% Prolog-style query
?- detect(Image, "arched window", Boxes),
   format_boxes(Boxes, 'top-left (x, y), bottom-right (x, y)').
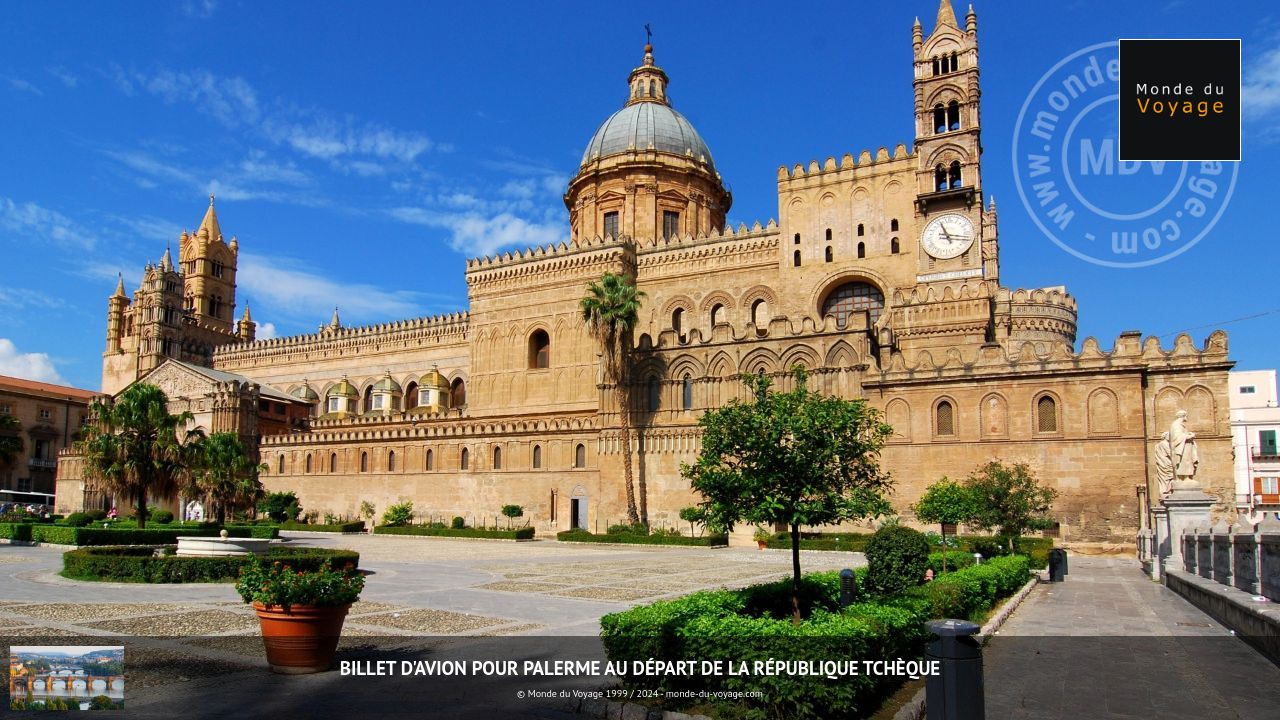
top-left (493, 446), bottom-right (502, 470)
top-left (425, 448), bottom-right (434, 471)
top-left (277, 455), bottom-right (284, 474)
top-left (932, 57), bottom-right (940, 76)
top-left (574, 443), bottom-right (586, 468)
top-left (1036, 395), bottom-right (1058, 433)
top-left (857, 223), bottom-right (865, 236)
top-left (857, 242), bottom-right (866, 259)
top-left (793, 233), bottom-right (800, 244)
top-left (821, 281), bottom-right (885, 328)
top-left (362, 386), bottom-right (373, 413)
top-left (934, 104), bottom-right (946, 134)
top-left (305, 454), bottom-right (312, 473)
top-left (532, 445), bottom-right (542, 469)
top-left (947, 101), bottom-right (961, 131)
top-left (793, 250), bottom-right (801, 267)
top-left (450, 378), bottom-right (466, 407)
top-left (460, 447), bottom-right (470, 470)
top-left (329, 453), bottom-right (337, 473)
top-left (891, 237), bottom-right (900, 254)
top-left (948, 161), bottom-right (962, 189)
top-left (891, 218), bottom-right (899, 232)
top-left (682, 374), bottom-right (693, 410)
top-left (751, 298), bottom-right (768, 326)
top-left (825, 228), bottom-right (832, 241)
top-left (649, 80), bottom-right (655, 97)
top-left (388, 451), bottom-right (396, 472)
top-left (936, 401), bottom-right (955, 436)
top-left (529, 329), bottom-right (550, 369)
top-left (360, 452), bottom-right (368, 473)
top-left (672, 308), bottom-right (684, 335)
top-left (711, 304), bottom-right (726, 325)
top-left (405, 382), bottom-right (419, 410)
top-left (647, 377), bottom-right (660, 411)
top-left (935, 165), bottom-right (948, 191)
top-left (825, 246), bottom-right (834, 262)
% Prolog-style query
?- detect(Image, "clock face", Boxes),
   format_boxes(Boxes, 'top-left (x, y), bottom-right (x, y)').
top-left (920, 213), bottom-right (975, 259)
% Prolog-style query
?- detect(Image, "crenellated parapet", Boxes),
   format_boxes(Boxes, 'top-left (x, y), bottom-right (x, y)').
top-left (995, 285), bottom-right (1079, 347)
top-left (464, 235), bottom-right (630, 294)
top-left (636, 222), bottom-right (779, 276)
top-left (212, 311), bottom-right (470, 368)
top-left (776, 144), bottom-right (914, 185)
top-left (870, 329), bottom-right (1230, 385)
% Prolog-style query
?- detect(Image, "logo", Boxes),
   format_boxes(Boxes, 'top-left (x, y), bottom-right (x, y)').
top-left (1012, 42), bottom-right (1238, 268)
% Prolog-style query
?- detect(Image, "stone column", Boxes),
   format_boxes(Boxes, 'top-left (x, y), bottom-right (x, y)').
top-left (1155, 482), bottom-right (1214, 581)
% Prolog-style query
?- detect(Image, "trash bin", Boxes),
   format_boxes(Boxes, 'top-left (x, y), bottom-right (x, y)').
top-left (925, 619), bottom-right (984, 720)
top-left (1048, 548), bottom-right (1068, 582)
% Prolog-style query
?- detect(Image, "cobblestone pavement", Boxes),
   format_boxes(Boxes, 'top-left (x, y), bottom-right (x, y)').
top-left (984, 556), bottom-right (1280, 720)
top-left (1, 534), bottom-right (862, 717)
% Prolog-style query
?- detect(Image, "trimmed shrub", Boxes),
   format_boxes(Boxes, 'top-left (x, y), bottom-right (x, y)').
top-left (382, 501), bottom-right (414, 527)
top-left (607, 522), bottom-right (650, 535)
top-left (450, 516), bottom-right (465, 529)
top-left (556, 529), bottom-right (728, 547)
top-left (0, 523), bottom-right (33, 541)
top-left (29, 524), bottom-right (278, 546)
top-left (258, 491), bottom-right (300, 523)
top-left (375, 525), bottom-right (535, 540)
top-left (926, 551), bottom-right (976, 574)
top-left (151, 510), bottom-right (175, 524)
top-left (85, 509), bottom-right (108, 521)
top-left (865, 525), bottom-right (930, 596)
top-left (280, 520), bottom-right (365, 533)
top-left (762, 531), bottom-right (872, 552)
top-left (61, 545), bottom-right (360, 583)
top-left (63, 512), bottom-right (93, 527)
top-left (911, 555), bottom-right (1030, 621)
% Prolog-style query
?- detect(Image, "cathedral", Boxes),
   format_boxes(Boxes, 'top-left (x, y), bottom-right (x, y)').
top-left (63, 1), bottom-right (1233, 546)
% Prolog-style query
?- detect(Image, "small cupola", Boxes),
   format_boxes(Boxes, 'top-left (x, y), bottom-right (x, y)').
top-left (626, 43), bottom-right (669, 106)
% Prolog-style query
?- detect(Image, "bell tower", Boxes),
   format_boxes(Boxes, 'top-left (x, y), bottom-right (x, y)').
top-left (180, 195), bottom-right (238, 333)
top-left (911, 2), bottom-right (994, 281)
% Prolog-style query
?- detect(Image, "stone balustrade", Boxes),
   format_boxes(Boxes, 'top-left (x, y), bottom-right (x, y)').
top-left (1179, 516), bottom-right (1280, 600)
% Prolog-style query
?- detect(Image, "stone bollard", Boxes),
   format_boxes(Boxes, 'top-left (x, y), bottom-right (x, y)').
top-left (1183, 530), bottom-right (1197, 573)
top-left (1231, 518), bottom-right (1258, 595)
top-left (1211, 520), bottom-right (1232, 586)
top-left (925, 619), bottom-right (984, 720)
top-left (1048, 548), bottom-right (1068, 582)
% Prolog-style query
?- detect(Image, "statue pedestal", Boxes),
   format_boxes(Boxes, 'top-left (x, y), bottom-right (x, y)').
top-left (1152, 484), bottom-right (1214, 581)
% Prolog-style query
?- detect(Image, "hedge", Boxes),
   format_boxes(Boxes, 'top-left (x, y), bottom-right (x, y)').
top-left (62, 545), bottom-right (360, 583)
top-left (6, 524), bottom-right (279, 546)
top-left (374, 525), bottom-right (535, 540)
top-left (907, 555), bottom-right (1030, 621)
top-left (556, 529), bottom-right (728, 547)
top-left (600, 558), bottom-right (1029, 720)
top-left (281, 520), bottom-right (366, 533)
top-left (764, 532), bottom-right (1054, 568)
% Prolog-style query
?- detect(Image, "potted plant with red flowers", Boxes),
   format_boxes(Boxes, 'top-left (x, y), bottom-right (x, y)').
top-left (236, 555), bottom-right (365, 674)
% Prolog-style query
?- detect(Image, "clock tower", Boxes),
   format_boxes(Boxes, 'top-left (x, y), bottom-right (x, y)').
top-left (911, 1), bottom-right (997, 284)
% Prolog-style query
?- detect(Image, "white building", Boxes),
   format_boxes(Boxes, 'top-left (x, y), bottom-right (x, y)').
top-left (1229, 370), bottom-right (1280, 519)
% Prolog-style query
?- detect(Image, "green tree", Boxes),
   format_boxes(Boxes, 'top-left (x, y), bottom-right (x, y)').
top-left (683, 368), bottom-right (894, 621)
top-left (192, 432), bottom-right (265, 526)
top-left (500, 504), bottom-right (524, 529)
top-left (678, 506), bottom-right (705, 537)
top-left (79, 383), bottom-right (202, 529)
top-left (257, 491), bottom-right (300, 523)
top-left (912, 477), bottom-right (978, 572)
top-left (581, 271), bottom-right (647, 525)
top-left (0, 414), bottom-right (23, 470)
top-left (963, 460), bottom-right (1058, 552)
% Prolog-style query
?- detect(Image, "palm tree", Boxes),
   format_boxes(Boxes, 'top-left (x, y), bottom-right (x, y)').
top-left (0, 414), bottom-right (22, 472)
top-left (192, 432), bottom-right (265, 525)
top-left (581, 272), bottom-right (647, 526)
top-left (79, 383), bottom-right (202, 529)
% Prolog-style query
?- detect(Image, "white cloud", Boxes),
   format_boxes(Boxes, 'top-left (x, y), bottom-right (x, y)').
top-left (45, 66), bottom-right (77, 88)
top-left (102, 148), bottom-right (323, 206)
top-left (8, 77), bottom-right (43, 96)
top-left (0, 338), bottom-right (66, 384)
top-left (107, 66), bottom-right (258, 127)
top-left (237, 252), bottom-right (425, 325)
top-left (255, 322), bottom-right (278, 340)
top-left (0, 197), bottom-right (94, 250)
top-left (0, 288), bottom-right (64, 311)
top-left (263, 116), bottom-right (434, 164)
top-left (110, 214), bottom-right (183, 244)
top-left (1244, 39), bottom-right (1280, 122)
top-left (388, 207), bottom-right (565, 257)
top-left (182, 0), bottom-right (218, 18)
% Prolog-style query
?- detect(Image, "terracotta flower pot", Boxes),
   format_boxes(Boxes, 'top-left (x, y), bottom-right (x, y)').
top-left (757, 540), bottom-right (768, 550)
top-left (253, 602), bottom-right (351, 674)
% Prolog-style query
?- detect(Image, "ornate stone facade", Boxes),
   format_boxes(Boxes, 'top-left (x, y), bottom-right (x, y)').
top-left (76, 1), bottom-right (1234, 545)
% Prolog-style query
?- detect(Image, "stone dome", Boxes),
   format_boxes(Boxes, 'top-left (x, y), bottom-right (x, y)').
top-left (580, 102), bottom-right (716, 174)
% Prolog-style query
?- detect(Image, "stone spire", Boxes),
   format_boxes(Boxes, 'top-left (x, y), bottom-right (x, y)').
top-left (329, 307), bottom-right (341, 329)
top-left (936, 0), bottom-right (958, 29)
top-left (913, 16), bottom-right (923, 50)
top-left (197, 193), bottom-right (222, 241)
top-left (237, 303), bottom-right (256, 341)
top-left (966, 3), bottom-right (977, 34)
top-left (160, 246), bottom-right (173, 272)
top-left (228, 234), bottom-right (238, 254)
top-left (626, 37), bottom-right (670, 107)
top-left (112, 273), bottom-right (126, 298)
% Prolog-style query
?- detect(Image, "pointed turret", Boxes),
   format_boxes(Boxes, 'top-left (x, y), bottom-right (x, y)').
top-left (160, 246), bottom-right (173, 272)
top-left (936, 0), bottom-right (958, 29)
top-left (228, 235), bottom-right (239, 254)
top-left (197, 193), bottom-right (222, 241)
top-left (112, 273), bottom-right (126, 298)
top-left (966, 4), bottom-right (977, 35)
top-left (913, 17), bottom-right (923, 51)
top-left (236, 303), bottom-right (256, 342)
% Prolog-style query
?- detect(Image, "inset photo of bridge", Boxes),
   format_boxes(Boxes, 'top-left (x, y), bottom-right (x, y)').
top-left (8, 645), bottom-right (123, 711)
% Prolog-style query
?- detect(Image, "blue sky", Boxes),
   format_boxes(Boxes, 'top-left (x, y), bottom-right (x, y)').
top-left (0, 0), bottom-right (1276, 391)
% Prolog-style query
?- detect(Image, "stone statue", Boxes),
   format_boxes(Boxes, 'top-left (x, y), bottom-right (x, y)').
top-left (1169, 410), bottom-right (1199, 484)
top-left (186, 500), bottom-right (204, 522)
top-left (1154, 431), bottom-right (1174, 498)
